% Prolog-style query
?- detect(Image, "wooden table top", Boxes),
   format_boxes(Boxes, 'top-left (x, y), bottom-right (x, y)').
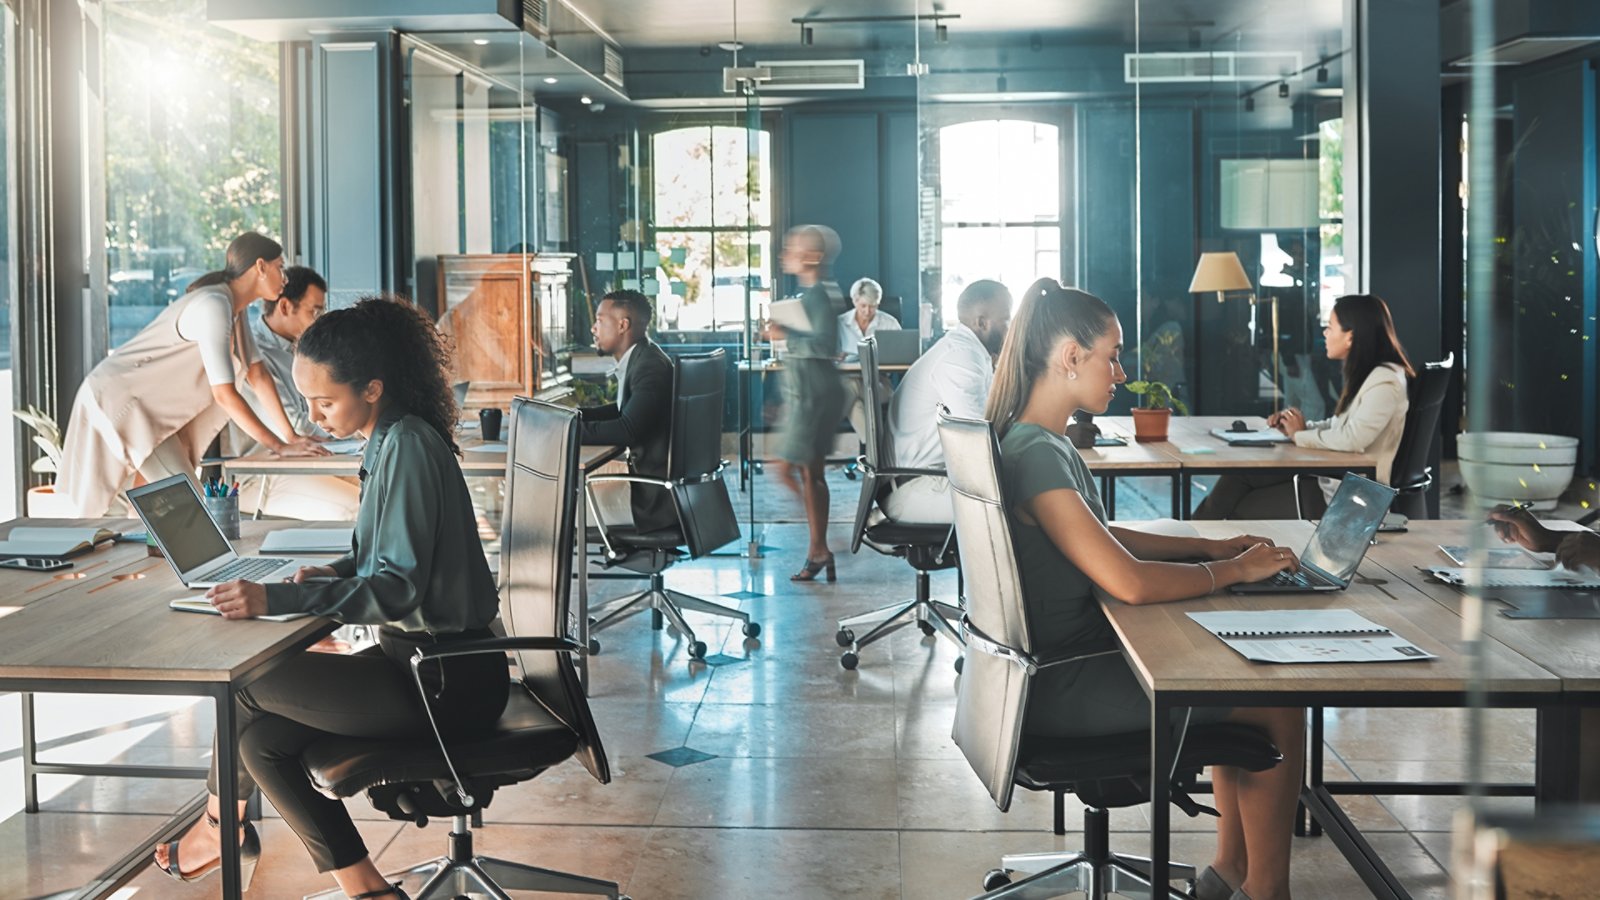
top-left (0, 519), bottom-right (335, 684)
top-left (1096, 415), bottom-right (1379, 473)
top-left (1360, 519), bottom-right (1600, 692)
top-left (1099, 520), bottom-right (1560, 698)
top-left (225, 436), bottom-right (509, 478)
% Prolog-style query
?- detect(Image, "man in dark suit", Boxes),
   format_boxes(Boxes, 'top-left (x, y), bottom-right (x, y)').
top-left (580, 289), bottom-right (676, 532)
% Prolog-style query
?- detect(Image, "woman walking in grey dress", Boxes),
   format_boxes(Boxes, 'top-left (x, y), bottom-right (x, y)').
top-left (770, 225), bottom-right (848, 581)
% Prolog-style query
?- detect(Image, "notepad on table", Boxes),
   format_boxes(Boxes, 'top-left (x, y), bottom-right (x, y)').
top-left (1209, 428), bottom-right (1291, 444)
top-left (169, 598), bottom-right (308, 622)
top-left (1424, 566), bottom-right (1600, 590)
top-left (260, 527), bottom-right (353, 555)
top-left (0, 526), bottom-right (120, 559)
top-left (1187, 609), bottom-right (1435, 664)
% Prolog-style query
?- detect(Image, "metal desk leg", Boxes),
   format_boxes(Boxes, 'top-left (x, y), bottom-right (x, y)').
top-left (1170, 474), bottom-right (1182, 519)
top-left (1535, 701), bottom-right (1581, 808)
top-left (213, 684), bottom-right (244, 899)
top-left (1102, 475), bottom-right (1117, 520)
top-left (1149, 698), bottom-right (1176, 894)
top-left (21, 691), bottom-right (38, 813)
top-left (1298, 707), bottom-right (1326, 837)
top-left (1180, 475), bottom-right (1193, 520)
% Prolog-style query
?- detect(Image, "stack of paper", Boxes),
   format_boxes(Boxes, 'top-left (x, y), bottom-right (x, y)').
top-left (1188, 609), bottom-right (1435, 664)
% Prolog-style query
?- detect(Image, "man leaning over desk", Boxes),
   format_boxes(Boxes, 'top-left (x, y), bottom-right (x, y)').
top-left (580, 289), bottom-right (676, 532)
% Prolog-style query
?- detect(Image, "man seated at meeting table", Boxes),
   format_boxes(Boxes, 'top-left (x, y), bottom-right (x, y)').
top-left (877, 279), bottom-right (1013, 525)
top-left (578, 289), bottom-right (677, 532)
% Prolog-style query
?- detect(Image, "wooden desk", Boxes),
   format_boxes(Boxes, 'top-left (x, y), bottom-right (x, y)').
top-left (0, 518), bottom-right (156, 613)
top-left (0, 518), bottom-right (336, 899)
top-left (1105, 519), bottom-right (1566, 900)
top-left (225, 437), bottom-right (508, 479)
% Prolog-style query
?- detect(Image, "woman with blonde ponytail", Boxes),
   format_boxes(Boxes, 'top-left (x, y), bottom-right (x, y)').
top-left (990, 278), bottom-right (1306, 900)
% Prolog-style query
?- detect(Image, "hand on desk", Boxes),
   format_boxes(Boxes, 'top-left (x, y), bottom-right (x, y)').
top-left (1490, 506), bottom-right (1600, 572)
top-left (205, 579), bottom-right (268, 619)
top-left (1266, 407), bottom-right (1307, 437)
top-left (1205, 534), bottom-right (1278, 560)
top-left (275, 436), bottom-right (331, 458)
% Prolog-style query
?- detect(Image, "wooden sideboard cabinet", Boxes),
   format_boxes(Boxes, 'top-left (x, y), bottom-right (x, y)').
top-left (436, 252), bottom-right (576, 408)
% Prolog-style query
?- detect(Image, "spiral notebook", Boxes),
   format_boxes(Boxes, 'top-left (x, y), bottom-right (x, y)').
top-left (1187, 609), bottom-right (1435, 664)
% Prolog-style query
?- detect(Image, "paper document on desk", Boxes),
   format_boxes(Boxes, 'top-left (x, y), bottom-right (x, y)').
top-left (169, 598), bottom-right (308, 622)
top-left (768, 298), bottom-right (813, 333)
top-left (1226, 634), bottom-right (1435, 664)
top-left (1209, 428), bottom-right (1291, 444)
top-left (1424, 566), bottom-right (1600, 590)
top-left (260, 527), bottom-right (353, 555)
top-left (1188, 609), bottom-right (1435, 663)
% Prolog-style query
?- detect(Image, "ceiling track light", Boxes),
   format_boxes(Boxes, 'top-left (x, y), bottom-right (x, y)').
top-left (935, 23), bottom-right (948, 43)
top-left (1244, 96), bottom-right (1255, 112)
top-left (801, 25), bottom-right (813, 46)
top-left (1316, 65), bottom-right (1329, 83)
top-left (1278, 81), bottom-right (1289, 98)
top-left (996, 74), bottom-right (1008, 93)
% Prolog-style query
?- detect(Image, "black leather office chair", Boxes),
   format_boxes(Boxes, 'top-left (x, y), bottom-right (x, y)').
top-left (301, 399), bottom-right (624, 900)
top-left (587, 349), bottom-right (758, 661)
top-left (1389, 353), bottom-right (1456, 519)
top-left (835, 336), bottom-right (963, 671)
top-left (936, 412), bottom-right (1282, 898)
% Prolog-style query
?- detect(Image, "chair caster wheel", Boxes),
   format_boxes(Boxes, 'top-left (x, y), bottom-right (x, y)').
top-left (844, 469), bottom-right (858, 481)
top-left (688, 640), bottom-right (707, 659)
top-left (954, 655), bottom-right (964, 674)
top-left (917, 620), bottom-right (936, 637)
top-left (588, 638), bottom-right (601, 655)
top-left (743, 621), bottom-right (761, 638)
top-left (835, 628), bottom-right (855, 648)
top-left (840, 651), bottom-right (859, 670)
top-left (982, 868), bottom-right (1011, 891)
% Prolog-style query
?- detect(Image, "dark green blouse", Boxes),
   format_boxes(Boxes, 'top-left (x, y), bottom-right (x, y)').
top-left (264, 407), bottom-right (499, 633)
top-left (998, 422), bottom-right (1117, 659)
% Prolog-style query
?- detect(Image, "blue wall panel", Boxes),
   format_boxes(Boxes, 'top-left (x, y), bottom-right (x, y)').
top-left (786, 112), bottom-right (882, 301)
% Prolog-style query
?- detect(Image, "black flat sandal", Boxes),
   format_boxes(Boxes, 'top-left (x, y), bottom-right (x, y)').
top-left (350, 884), bottom-right (411, 900)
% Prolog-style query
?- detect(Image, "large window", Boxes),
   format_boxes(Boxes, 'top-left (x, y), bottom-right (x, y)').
top-left (937, 119), bottom-right (1061, 326)
top-left (0, 6), bottom-right (14, 520)
top-left (103, 0), bottom-right (281, 348)
top-left (650, 125), bottom-right (772, 331)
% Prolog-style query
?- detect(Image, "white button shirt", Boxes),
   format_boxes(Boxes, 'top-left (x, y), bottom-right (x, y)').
top-left (886, 323), bottom-right (994, 469)
top-left (609, 343), bottom-right (639, 406)
top-left (838, 309), bottom-right (901, 361)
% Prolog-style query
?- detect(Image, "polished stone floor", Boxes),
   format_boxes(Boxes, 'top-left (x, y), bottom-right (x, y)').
top-left (0, 519), bottom-right (1541, 900)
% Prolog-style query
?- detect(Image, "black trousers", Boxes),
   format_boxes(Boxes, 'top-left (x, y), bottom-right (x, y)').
top-left (207, 628), bottom-right (508, 872)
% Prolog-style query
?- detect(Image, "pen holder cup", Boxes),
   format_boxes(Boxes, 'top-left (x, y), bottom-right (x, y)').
top-left (203, 494), bottom-right (242, 540)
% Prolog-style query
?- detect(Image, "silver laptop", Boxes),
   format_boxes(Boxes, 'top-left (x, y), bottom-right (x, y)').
top-left (126, 475), bottom-right (316, 589)
top-left (1230, 473), bottom-right (1398, 593)
top-left (874, 330), bottom-right (922, 366)
top-left (453, 381), bottom-right (470, 408)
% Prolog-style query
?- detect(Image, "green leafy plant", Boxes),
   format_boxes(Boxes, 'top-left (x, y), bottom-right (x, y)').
top-left (12, 405), bottom-right (63, 475)
top-left (1124, 380), bottom-right (1189, 415)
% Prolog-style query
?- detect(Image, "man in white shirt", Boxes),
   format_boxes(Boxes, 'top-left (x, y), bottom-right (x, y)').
top-left (881, 280), bottom-right (1013, 524)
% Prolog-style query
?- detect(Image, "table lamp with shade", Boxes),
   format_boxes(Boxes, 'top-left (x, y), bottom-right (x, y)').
top-left (1189, 251), bottom-right (1280, 414)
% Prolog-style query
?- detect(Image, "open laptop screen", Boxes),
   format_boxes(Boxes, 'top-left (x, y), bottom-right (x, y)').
top-left (1300, 474), bottom-right (1396, 584)
top-left (130, 477), bottom-right (231, 574)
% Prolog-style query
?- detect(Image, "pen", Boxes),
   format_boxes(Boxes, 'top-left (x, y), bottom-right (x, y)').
top-left (229, 481), bottom-right (239, 498)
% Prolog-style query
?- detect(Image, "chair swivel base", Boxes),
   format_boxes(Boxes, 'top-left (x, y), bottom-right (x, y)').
top-left (304, 816), bottom-right (629, 900)
top-left (973, 808), bottom-right (1196, 900)
top-left (589, 572), bottom-right (760, 660)
top-left (834, 571), bottom-right (963, 671)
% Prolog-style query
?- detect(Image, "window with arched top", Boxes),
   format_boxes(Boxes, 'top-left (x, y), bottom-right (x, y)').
top-left (937, 119), bottom-right (1061, 326)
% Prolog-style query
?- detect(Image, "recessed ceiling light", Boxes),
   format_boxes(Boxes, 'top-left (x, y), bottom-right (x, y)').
top-left (472, 38), bottom-right (489, 46)
top-left (543, 77), bottom-right (558, 84)
top-left (717, 41), bottom-right (744, 52)
top-left (580, 95), bottom-right (593, 105)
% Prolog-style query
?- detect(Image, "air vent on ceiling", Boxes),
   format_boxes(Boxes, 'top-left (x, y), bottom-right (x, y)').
top-left (753, 59), bottom-right (865, 91)
top-left (603, 44), bottom-right (624, 87)
top-left (1125, 51), bottom-right (1303, 83)
top-left (1451, 35), bottom-right (1600, 66)
top-left (521, 0), bottom-right (549, 36)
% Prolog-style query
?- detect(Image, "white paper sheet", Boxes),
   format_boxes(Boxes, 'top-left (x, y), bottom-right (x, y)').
top-left (1227, 634), bottom-right (1435, 664)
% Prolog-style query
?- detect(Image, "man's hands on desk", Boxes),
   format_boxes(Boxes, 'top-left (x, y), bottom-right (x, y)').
top-left (1487, 504), bottom-right (1600, 572)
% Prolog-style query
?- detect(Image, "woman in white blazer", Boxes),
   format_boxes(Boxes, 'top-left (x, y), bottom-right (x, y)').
top-left (1196, 294), bottom-right (1415, 519)
top-left (57, 233), bottom-right (326, 516)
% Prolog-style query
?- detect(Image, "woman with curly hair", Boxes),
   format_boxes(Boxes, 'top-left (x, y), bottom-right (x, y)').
top-left (151, 297), bottom-right (505, 900)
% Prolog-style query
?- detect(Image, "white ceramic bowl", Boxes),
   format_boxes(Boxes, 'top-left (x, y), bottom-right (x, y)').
top-left (1457, 431), bottom-right (1578, 466)
top-left (1458, 457), bottom-right (1575, 507)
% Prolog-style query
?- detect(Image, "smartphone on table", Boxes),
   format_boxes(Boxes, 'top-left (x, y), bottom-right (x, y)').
top-left (0, 557), bottom-right (73, 572)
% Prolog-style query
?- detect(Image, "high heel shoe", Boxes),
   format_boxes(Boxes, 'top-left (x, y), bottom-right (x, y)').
top-left (790, 553), bottom-right (836, 582)
top-left (350, 884), bottom-right (411, 900)
top-left (153, 810), bottom-right (261, 890)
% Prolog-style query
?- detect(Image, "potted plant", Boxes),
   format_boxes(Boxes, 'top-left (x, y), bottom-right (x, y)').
top-left (1124, 381), bottom-right (1188, 443)
top-left (12, 405), bottom-right (74, 517)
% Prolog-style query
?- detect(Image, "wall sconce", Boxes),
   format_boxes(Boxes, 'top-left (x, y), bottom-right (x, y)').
top-left (1278, 81), bottom-right (1290, 98)
top-left (1316, 65), bottom-right (1329, 83)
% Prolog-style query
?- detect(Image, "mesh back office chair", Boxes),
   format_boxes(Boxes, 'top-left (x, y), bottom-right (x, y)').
top-left (586, 349), bottom-right (759, 660)
top-left (835, 336), bottom-right (964, 670)
top-left (936, 412), bottom-right (1281, 898)
top-left (302, 399), bottom-right (624, 900)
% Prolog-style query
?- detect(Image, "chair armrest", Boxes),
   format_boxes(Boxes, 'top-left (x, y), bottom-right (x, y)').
top-left (587, 473), bottom-right (674, 490)
top-left (580, 444), bottom-right (628, 472)
top-left (860, 464), bottom-right (947, 478)
top-left (412, 636), bottom-right (583, 663)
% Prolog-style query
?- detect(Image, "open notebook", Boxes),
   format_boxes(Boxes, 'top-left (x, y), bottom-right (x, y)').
top-left (1188, 609), bottom-right (1435, 664)
top-left (1424, 567), bottom-right (1600, 590)
top-left (0, 526), bottom-right (120, 559)
top-left (168, 598), bottom-right (307, 622)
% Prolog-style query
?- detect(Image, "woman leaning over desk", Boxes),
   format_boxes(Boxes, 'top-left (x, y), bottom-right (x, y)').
top-left (151, 297), bottom-right (506, 900)
top-left (990, 277), bottom-right (1306, 900)
top-left (1196, 293), bottom-right (1414, 520)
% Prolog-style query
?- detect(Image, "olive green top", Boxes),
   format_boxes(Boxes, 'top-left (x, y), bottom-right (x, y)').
top-left (265, 407), bottom-right (499, 633)
top-left (783, 281), bottom-right (844, 360)
top-left (999, 422), bottom-right (1116, 659)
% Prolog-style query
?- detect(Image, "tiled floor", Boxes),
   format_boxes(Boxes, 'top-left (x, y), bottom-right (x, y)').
top-left (0, 521), bottom-right (1538, 899)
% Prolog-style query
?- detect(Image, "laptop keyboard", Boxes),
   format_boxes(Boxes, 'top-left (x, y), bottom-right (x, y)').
top-left (200, 557), bottom-right (288, 583)
top-left (1269, 569), bottom-right (1319, 588)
